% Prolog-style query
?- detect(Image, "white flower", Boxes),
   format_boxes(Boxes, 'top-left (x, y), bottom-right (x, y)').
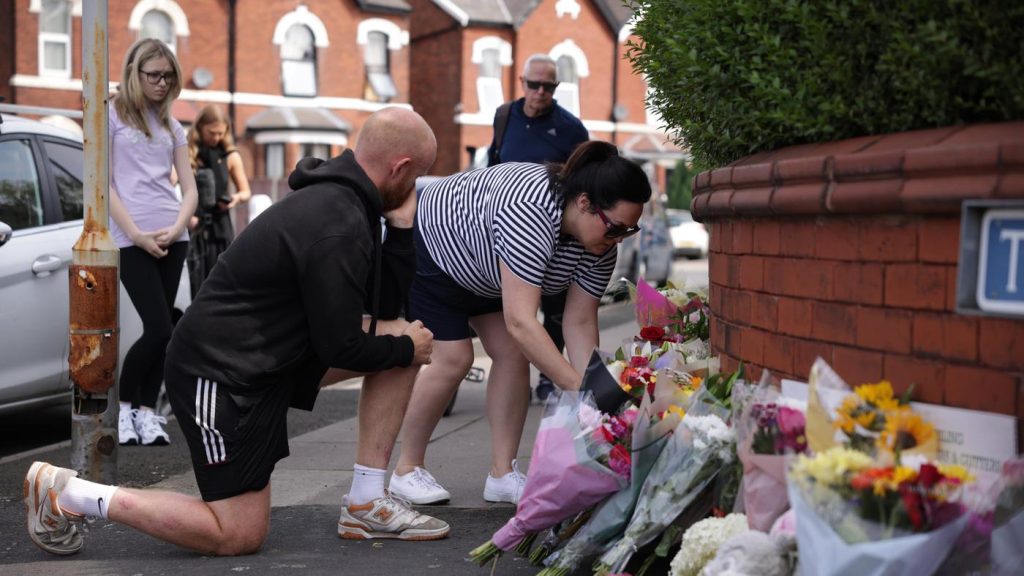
top-left (670, 513), bottom-right (749, 576)
top-left (605, 360), bottom-right (626, 383)
top-left (576, 403), bottom-right (605, 437)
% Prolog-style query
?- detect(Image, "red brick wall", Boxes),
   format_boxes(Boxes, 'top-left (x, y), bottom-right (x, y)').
top-left (408, 0), bottom-right (464, 175)
top-left (0, 0), bottom-right (14, 104)
top-left (694, 123), bottom-right (1024, 443)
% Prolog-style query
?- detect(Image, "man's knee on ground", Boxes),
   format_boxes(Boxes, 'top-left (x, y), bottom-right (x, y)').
top-left (207, 516), bottom-right (269, 556)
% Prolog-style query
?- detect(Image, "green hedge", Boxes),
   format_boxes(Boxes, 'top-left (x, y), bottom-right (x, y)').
top-left (628, 0), bottom-right (1024, 167)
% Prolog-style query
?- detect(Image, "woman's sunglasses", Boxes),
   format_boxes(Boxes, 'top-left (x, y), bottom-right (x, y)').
top-left (594, 206), bottom-right (641, 239)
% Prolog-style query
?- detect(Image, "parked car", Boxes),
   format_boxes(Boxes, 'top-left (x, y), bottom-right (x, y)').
top-left (0, 112), bottom-right (189, 416)
top-left (667, 208), bottom-right (709, 259)
top-left (605, 195), bottom-right (673, 301)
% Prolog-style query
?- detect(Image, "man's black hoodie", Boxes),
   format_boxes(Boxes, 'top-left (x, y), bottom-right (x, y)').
top-left (167, 150), bottom-right (415, 409)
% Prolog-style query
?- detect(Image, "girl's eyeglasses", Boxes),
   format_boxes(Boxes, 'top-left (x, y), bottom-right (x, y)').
top-left (594, 206), bottom-right (641, 239)
top-left (141, 70), bottom-right (176, 86)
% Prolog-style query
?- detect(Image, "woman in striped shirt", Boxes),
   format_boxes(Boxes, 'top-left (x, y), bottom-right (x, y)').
top-left (388, 141), bottom-right (652, 505)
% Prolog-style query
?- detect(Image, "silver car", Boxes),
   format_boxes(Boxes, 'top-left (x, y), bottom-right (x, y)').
top-left (0, 113), bottom-right (188, 415)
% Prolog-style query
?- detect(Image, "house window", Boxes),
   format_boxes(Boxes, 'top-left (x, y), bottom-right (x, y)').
top-left (265, 144), bottom-right (284, 179)
top-left (364, 31), bottom-right (396, 102)
top-left (300, 143), bottom-right (330, 161)
top-left (38, 0), bottom-right (71, 77)
top-left (554, 55), bottom-right (580, 117)
top-left (281, 24), bottom-right (317, 97)
top-left (139, 10), bottom-right (176, 52)
top-left (476, 48), bottom-right (503, 115)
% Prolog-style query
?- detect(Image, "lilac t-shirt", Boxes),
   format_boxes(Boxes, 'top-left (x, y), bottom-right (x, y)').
top-left (108, 101), bottom-right (188, 249)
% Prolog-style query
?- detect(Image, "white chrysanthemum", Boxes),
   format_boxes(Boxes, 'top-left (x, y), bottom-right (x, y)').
top-left (670, 513), bottom-right (749, 576)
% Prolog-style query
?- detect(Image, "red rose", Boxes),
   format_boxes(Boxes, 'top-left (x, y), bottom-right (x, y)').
top-left (918, 463), bottom-right (942, 488)
top-left (639, 326), bottom-right (666, 342)
top-left (629, 356), bottom-right (650, 368)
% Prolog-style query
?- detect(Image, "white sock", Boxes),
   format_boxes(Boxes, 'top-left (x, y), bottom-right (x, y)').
top-left (119, 401), bottom-right (132, 414)
top-left (58, 476), bottom-right (119, 519)
top-left (349, 464), bottom-right (386, 505)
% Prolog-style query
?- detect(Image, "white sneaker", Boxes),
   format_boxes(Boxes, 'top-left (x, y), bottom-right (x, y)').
top-left (133, 409), bottom-right (170, 446)
top-left (483, 459), bottom-right (527, 504)
top-left (118, 408), bottom-right (139, 446)
top-left (337, 492), bottom-right (450, 540)
top-left (389, 467), bottom-right (451, 505)
top-left (23, 461), bottom-right (84, 555)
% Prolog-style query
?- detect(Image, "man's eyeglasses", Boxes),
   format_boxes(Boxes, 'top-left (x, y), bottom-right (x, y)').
top-left (523, 79), bottom-right (559, 93)
top-left (141, 70), bottom-right (176, 86)
top-left (594, 206), bottom-right (641, 239)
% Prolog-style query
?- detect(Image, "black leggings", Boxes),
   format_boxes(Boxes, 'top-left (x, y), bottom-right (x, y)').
top-left (119, 242), bottom-right (187, 408)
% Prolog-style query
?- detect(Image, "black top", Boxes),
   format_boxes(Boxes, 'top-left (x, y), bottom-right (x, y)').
top-left (168, 150), bottom-right (415, 410)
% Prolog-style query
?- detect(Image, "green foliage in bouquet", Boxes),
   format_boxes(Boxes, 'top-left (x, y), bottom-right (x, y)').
top-left (627, 0), bottom-right (1024, 167)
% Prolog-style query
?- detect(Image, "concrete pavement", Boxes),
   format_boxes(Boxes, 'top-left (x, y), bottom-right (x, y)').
top-left (0, 304), bottom-right (643, 576)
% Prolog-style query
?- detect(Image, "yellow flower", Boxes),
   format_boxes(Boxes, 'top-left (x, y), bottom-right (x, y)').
top-left (854, 380), bottom-right (901, 412)
top-left (938, 464), bottom-right (974, 484)
top-left (666, 405), bottom-right (686, 419)
top-left (877, 410), bottom-right (936, 454)
top-left (792, 447), bottom-right (874, 486)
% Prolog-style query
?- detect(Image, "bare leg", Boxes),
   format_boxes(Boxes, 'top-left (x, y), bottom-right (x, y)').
top-left (356, 365), bottom-right (422, 470)
top-left (107, 483), bottom-right (271, 556)
top-left (394, 339), bottom-right (474, 476)
top-left (471, 312), bottom-right (531, 478)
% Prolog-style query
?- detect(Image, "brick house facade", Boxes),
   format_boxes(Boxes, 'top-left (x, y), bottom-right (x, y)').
top-left (406, 0), bottom-right (683, 186)
top-left (1, 0), bottom-right (414, 204)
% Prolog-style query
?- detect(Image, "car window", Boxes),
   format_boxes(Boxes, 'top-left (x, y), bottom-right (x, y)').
top-left (43, 139), bottom-right (84, 222)
top-left (0, 139), bottom-right (43, 231)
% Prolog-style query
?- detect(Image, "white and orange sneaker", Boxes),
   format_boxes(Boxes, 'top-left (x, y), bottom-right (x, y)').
top-left (23, 461), bottom-right (85, 555)
top-left (337, 492), bottom-right (449, 541)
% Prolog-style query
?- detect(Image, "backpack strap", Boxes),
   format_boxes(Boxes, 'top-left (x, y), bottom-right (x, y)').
top-left (488, 102), bottom-right (513, 166)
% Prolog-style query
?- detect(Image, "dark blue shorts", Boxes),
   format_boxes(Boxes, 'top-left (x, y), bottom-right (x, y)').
top-left (408, 226), bottom-right (502, 341)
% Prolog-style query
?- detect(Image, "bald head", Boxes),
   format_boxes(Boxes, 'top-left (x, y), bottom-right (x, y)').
top-left (355, 107), bottom-right (437, 181)
top-left (354, 107), bottom-right (437, 211)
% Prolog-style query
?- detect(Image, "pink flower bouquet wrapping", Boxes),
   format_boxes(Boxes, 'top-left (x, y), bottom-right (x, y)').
top-left (468, 392), bottom-right (632, 566)
top-left (737, 390), bottom-right (808, 532)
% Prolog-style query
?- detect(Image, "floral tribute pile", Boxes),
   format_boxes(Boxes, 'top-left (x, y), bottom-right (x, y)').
top-left (464, 279), bottom-right (1022, 576)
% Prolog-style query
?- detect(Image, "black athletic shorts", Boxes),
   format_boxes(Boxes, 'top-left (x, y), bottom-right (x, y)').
top-left (408, 226), bottom-right (502, 341)
top-left (165, 359), bottom-right (292, 502)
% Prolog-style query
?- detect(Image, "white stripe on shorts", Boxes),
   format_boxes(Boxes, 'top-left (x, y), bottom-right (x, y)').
top-left (194, 377), bottom-right (227, 464)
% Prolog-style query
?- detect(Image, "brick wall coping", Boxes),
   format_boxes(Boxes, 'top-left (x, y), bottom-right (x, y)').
top-left (692, 122), bottom-right (1024, 219)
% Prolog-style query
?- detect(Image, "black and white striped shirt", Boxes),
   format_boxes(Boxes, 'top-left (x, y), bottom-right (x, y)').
top-left (418, 162), bottom-right (616, 299)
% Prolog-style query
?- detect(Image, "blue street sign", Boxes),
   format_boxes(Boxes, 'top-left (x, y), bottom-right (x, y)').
top-left (977, 209), bottom-right (1024, 315)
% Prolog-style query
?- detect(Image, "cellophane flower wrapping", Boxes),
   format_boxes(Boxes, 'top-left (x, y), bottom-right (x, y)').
top-left (990, 457), bottom-right (1024, 575)
top-left (633, 278), bottom-right (711, 343)
top-left (787, 446), bottom-right (971, 576)
top-left (594, 385), bottom-right (734, 574)
top-left (488, 391), bottom-right (631, 551)
top-left (736, 381), bottom-right (808, 532)
top-left (538, 362), bottom-right (694, 575)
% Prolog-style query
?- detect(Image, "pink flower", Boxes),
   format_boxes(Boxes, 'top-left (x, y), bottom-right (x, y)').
top-left (777, 407), bottom-right (805, 436)
top-left (770, 509), bottom-right (796, 537)
top-left (609, 444), bottom-right (631, 479)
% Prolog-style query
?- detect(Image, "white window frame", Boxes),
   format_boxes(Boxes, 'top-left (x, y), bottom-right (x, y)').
top-left (280, 24), bottom-right (318, 98)
top-left (128, 0), bottom-right (190, 46)
top-left (137, 9), bottom-right (177, 52)
top-left (549, 40), bottom-right (589, 118)
top-left (357, 19), bottom-right (408, 103)
top-left (471, 36), bottom-right (511, 115)
top-left (37, 0), bottom-right (72, 78)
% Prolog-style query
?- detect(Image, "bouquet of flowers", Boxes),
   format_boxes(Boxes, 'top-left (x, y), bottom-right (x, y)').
top-left (737, 386), bottom-right (808, 531)
top-left (537, 361), bottom-right (694, 575)
top-left (593, 385), bottom-right (735, 575)
top-left (634, 278), bottom-right (711, 344)
top-left (468, 392), bottom-right (631, 567)
top-left (806, 358), bottom-right (937, 463)
top-left (787, 446), bottom-right (972, 575)
top-left (669, 513), bottom-right (750, 576)
top-left (990, 457), bottom-right (1024, 574)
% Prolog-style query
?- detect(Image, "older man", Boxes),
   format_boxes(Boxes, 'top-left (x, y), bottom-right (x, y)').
top-left (487, 53), bottom-right (589, 403)
top-left (24, 107), bottom-right (448, 557)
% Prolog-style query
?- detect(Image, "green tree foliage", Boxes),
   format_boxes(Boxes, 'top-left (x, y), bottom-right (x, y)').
top-left (628, 0), bottom-right (1024, 168)
top-left (666, 158), bottom-right (708, 210)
